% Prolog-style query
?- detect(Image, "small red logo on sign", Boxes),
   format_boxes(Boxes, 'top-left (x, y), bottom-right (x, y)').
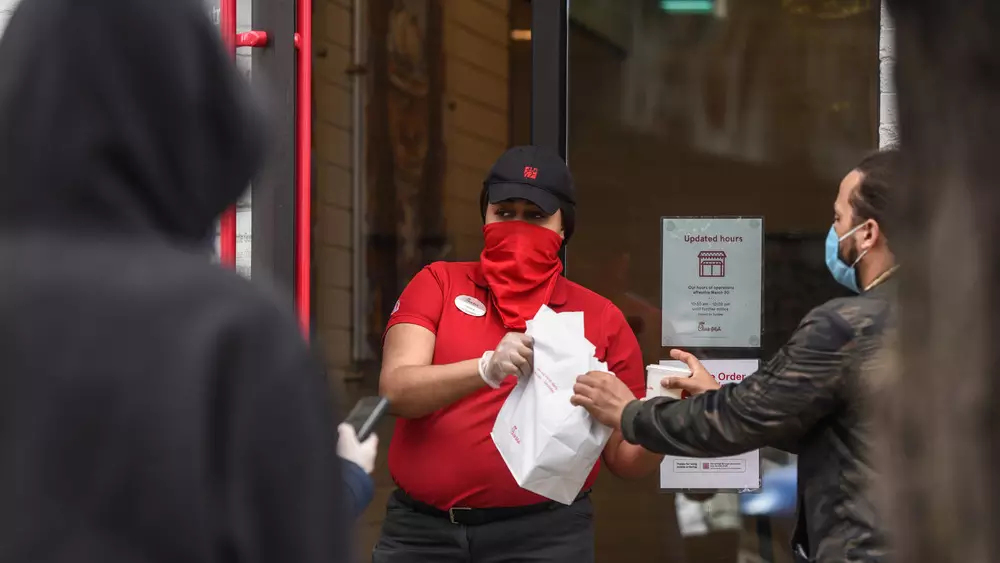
top-left (523, 166), bottom-right (538, 180)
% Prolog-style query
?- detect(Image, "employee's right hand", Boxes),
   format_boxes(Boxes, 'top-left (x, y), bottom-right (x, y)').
top-left (479, 332), bottom-right (534, 388)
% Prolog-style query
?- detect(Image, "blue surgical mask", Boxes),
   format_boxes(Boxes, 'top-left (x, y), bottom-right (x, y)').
top-left (825, 223), bottom-right (868, 293)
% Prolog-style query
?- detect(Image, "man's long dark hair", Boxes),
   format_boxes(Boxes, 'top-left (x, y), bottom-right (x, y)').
top-left (852, 148), bottom-right (901, 238)
top-left (877, 2), bottom-right (1000, 562)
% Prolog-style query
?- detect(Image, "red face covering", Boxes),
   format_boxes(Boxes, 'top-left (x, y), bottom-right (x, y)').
top-left (480, 221), bottom-right (564, 330)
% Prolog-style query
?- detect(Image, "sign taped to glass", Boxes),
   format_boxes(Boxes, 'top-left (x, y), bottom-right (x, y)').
top-left (661, 217), bottom-right (763, 348)
top-left (655, 359), bottom-right (762, 491)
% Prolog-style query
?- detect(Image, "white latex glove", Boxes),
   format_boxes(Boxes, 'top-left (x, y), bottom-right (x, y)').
top-left (337, 423), bottom-right (378, 475)
top-left (479, 332), bottom-right (534, 389)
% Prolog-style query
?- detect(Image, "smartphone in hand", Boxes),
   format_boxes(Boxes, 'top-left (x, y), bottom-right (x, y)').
top-left (344, 396), bottom-right (390, 442)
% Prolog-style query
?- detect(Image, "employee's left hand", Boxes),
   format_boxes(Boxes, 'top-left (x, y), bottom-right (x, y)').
top-left (571, 371), bottom-right (635, 430)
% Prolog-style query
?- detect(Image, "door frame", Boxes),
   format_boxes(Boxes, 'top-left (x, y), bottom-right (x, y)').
top-left (252, 0), bottom-right (573, 315)
top-left (531, 0), bottom-right (570, 270)
top-left (250, 0), bottom-right (298, 309)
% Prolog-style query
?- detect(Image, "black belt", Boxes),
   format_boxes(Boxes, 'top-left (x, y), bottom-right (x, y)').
top-left (393, 488), bottom-right (590, 526)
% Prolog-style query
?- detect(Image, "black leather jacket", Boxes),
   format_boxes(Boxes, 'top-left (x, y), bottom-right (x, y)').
top-left (622, 279), bottom-right (896, 562)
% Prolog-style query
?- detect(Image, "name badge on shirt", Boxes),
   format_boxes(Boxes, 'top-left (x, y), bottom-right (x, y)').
top-left (455, 295), bottom-right (486, 317)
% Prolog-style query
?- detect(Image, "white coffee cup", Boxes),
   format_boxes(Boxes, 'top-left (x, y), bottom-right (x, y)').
top-left (645, 364), bottom-right (693, 400)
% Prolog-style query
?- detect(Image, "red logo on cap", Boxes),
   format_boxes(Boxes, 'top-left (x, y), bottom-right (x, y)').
top-left (523, 166), bottom-right (538, 180)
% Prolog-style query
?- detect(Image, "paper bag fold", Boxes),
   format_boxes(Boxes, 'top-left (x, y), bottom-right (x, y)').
top-left (491, 305), bottom-right (614, 505)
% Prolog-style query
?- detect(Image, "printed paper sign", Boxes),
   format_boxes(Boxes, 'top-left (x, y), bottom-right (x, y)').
top-left (658, 359), bottom-right (761, 491)
top-left (661, 217), bottom-right (763, 348)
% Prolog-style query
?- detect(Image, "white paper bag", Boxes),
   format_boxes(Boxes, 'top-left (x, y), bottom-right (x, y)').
top-left (491, 306), bottom-right (614, 505)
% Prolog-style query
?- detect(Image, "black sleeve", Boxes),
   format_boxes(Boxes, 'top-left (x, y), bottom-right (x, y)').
top-left (621, 306), bottom-right (853, 457)
top-left (341, 459), bottom-right (376, 518)
top-left (225, 305), bottom-right (351, 563)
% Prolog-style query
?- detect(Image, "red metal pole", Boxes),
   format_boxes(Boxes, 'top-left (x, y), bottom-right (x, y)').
top-left (295, 3), bottom-right (313, 336)
top-left (218, 0), bottom-right (238, 268)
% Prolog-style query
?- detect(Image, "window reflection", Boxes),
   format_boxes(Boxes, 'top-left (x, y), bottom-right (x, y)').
top-left (568, 1), bottom-right (878, 561)
top-left (350, 0), bottom-right (534, 556)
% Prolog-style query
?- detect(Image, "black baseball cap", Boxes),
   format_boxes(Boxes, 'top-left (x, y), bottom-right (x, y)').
top-left (481, 145), bottom-right (576, 215)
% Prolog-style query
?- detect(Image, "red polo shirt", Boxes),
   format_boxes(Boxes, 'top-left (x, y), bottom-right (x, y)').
top-left (384, 261), bottom-right (645, 510)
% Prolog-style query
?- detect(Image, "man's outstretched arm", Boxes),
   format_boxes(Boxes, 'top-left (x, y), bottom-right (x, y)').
top-left (575, 306), bottom-right (853, 457)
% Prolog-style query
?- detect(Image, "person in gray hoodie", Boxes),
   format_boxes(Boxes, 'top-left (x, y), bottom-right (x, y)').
top-left (0, 0), bottom-right (354, 560)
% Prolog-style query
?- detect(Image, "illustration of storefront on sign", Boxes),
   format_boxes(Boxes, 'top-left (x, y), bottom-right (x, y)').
top-left (698, 250), bottom-right (727, 278)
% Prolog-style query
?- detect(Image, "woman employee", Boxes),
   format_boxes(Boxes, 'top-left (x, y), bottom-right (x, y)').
top-left (375, 146), bottom-right (661, 563)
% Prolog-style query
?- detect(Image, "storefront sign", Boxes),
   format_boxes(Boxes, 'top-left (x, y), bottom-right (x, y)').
top-left (658, 359), bottom-right (761, 491)
top-left (661, 217), bottom-right (763, 348)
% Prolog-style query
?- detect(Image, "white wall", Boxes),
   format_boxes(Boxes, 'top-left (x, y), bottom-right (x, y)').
top-left (0, 0), bottom-right (18, 34)
top-left (879, 0), bottom-right (897, 148)
top-left (207, 0), bottom-right (255, 278)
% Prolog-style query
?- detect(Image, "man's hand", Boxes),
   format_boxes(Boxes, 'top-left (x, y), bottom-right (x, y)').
top-left (571, 371), bottom-right (636, 430)
top-left (662, 349), bottom-right (720, 396)
top-left (337, 423), bottom-right (379, 474)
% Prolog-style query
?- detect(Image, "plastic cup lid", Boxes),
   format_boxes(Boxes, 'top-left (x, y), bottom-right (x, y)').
top-left (646, 364), bottom-right (693, 376)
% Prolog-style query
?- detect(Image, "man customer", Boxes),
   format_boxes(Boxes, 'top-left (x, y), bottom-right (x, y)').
top-left (572, 149), bottom-right (901, 563)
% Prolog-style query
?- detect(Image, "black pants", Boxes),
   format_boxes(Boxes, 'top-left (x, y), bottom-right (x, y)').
top-left (372, 492), bottom-right (596, 563)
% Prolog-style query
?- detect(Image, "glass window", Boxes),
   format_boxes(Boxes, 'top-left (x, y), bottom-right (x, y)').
top-left (343, 0), bottom-right (531, 547)
top-left (359, 0), bottom-right (531, 356)
top-left (567, 1), bottom-right (879, 561)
